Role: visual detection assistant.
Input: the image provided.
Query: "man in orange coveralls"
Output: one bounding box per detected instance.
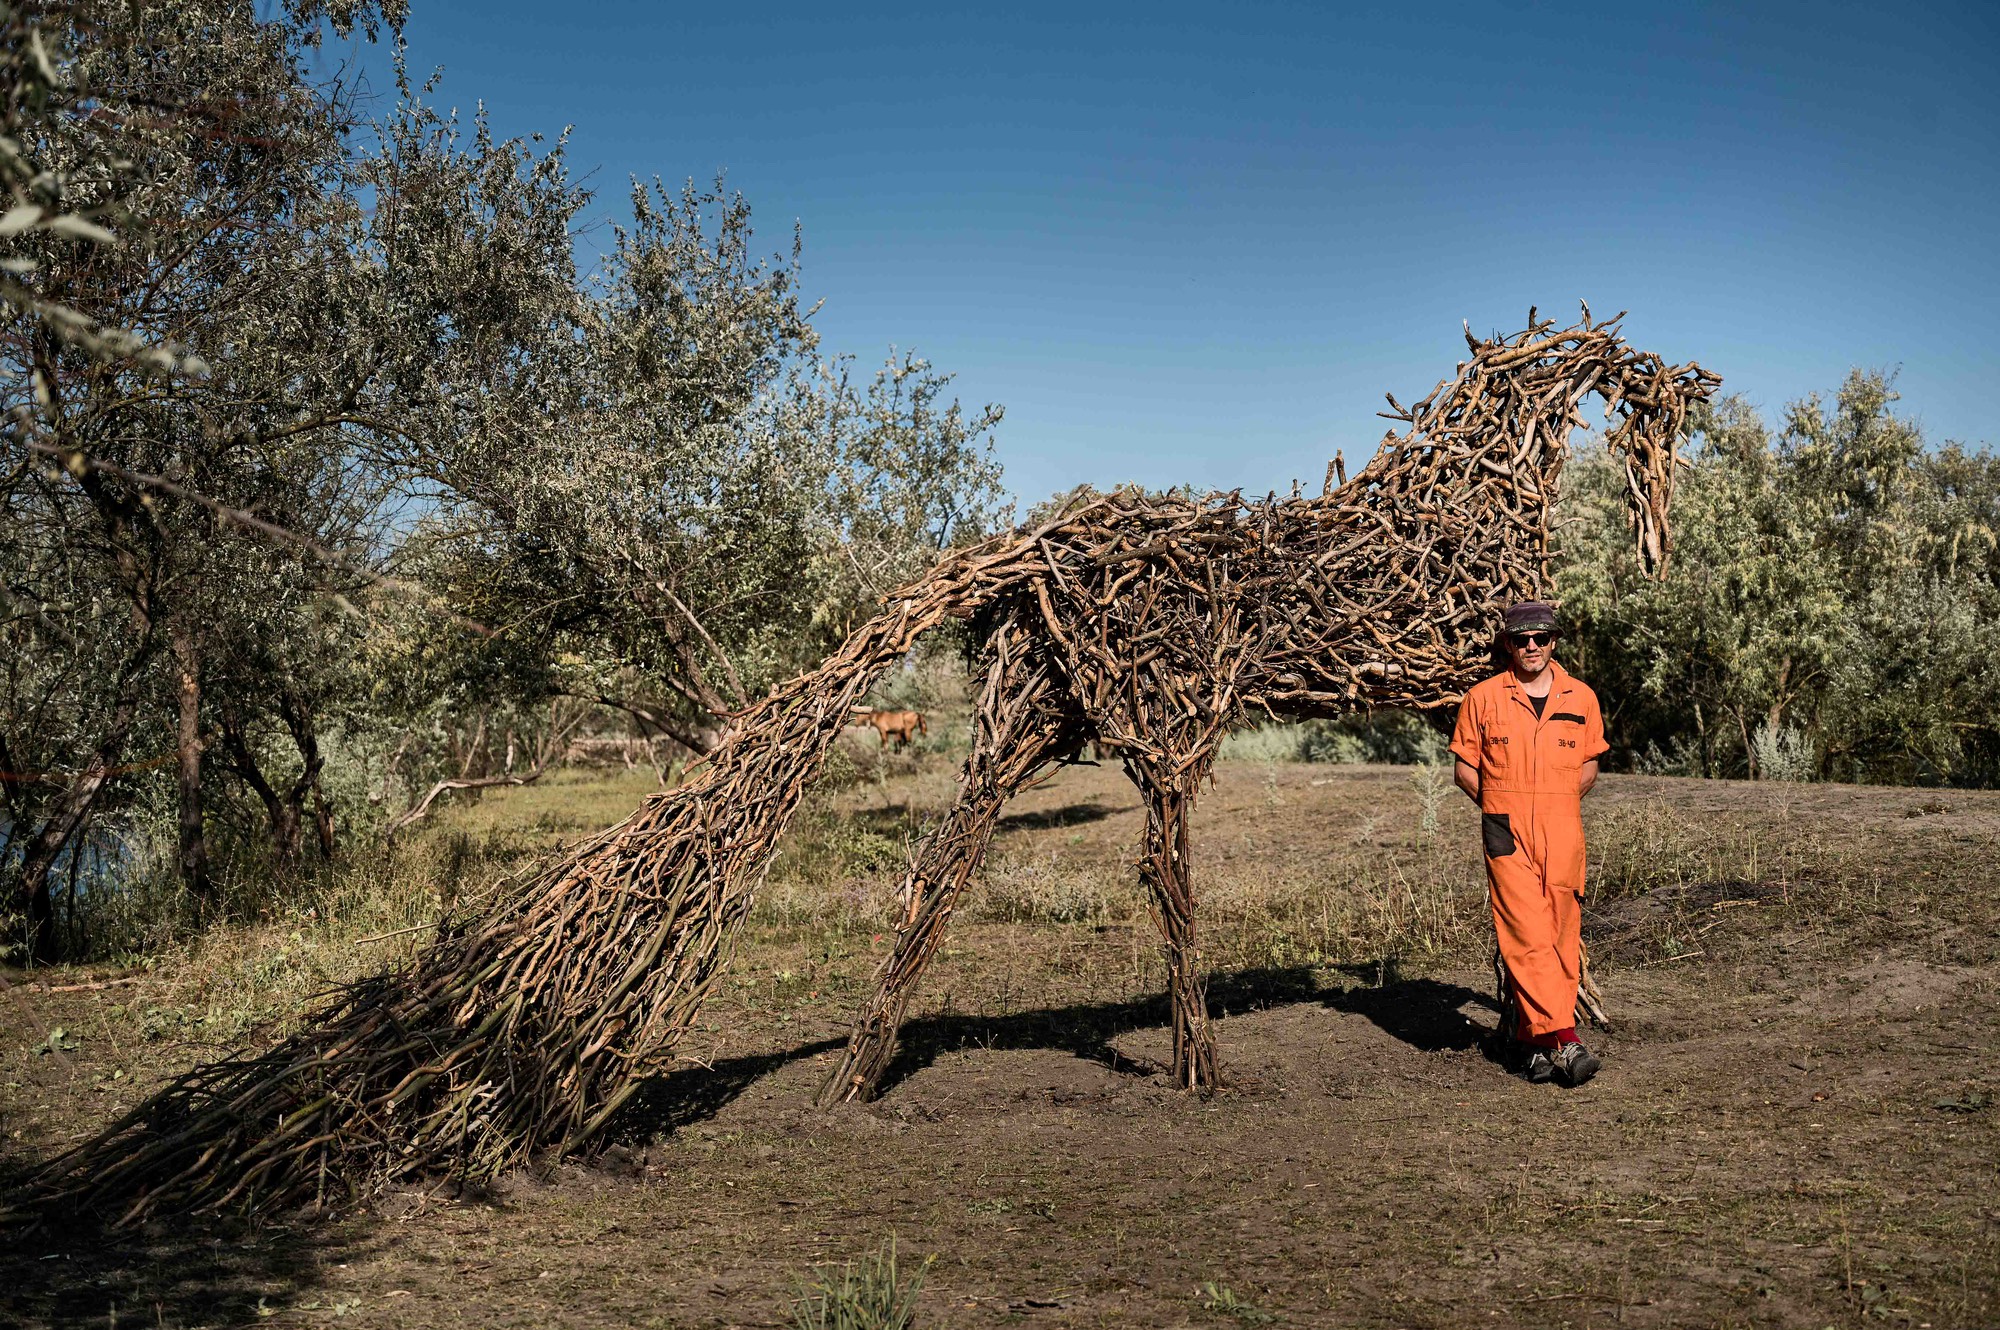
[1450,601,1608,1087]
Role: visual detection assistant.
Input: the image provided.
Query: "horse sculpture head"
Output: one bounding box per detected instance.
[1364,305,1720,583]
[1563,312,1719,578]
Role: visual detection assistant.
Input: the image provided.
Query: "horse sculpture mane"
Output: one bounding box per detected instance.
[32,307,1718,1224]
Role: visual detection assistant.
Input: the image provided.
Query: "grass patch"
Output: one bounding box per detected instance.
[1201,850,1485,972]
[977,850,1117,925]
[1196,1281,1277,1323]
[789,1237,932,1330]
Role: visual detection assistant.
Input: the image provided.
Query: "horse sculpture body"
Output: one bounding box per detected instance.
[36,308,1717,1223]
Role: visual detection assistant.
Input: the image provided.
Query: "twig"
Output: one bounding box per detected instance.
[349,922,439,947]
[382,762,548,839]
[34,975,144,994]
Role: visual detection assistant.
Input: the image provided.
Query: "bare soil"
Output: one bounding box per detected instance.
[5,763,1997,1328]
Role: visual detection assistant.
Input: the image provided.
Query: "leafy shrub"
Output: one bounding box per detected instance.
[1752,722,1817,783]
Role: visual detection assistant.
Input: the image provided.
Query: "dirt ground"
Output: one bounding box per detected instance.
[5,762,1997,1329]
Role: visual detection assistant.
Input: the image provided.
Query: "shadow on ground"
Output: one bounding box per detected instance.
[874,964,1339,1092]
[0,1161,354,1328]
[609,1037,845,1143]
[613,963,1506,1136]
[994,800,1121,833]
[4,966,1511,1325]
[1321,972,1498,1053]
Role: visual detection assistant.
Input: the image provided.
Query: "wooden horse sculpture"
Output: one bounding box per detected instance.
[40,308,1715,1223]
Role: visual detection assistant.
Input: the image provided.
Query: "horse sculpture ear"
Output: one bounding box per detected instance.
[1322,451,1347,495]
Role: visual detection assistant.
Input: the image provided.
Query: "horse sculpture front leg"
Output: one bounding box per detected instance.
[1131,774,1221,1090]
[818,652,1085,1106]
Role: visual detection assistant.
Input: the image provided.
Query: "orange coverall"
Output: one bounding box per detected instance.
[1449,662,1608,1038]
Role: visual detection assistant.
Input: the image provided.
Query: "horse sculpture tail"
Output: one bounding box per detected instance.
[29,554,1025,1223]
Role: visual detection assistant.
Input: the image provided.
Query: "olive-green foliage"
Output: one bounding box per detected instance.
[2,0,421,958]
[1220,713,1446,765]
[1,2,1010,959]
[1559,373,2000,786]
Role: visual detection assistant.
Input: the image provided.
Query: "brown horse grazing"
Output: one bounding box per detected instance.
[854,708,927,750]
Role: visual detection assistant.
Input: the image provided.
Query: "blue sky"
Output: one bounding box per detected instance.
[335,2,1996,507]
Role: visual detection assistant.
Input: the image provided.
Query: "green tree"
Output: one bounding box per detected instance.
[0,2,525,957]
[401,178,1008,756]
[1,1,1012,958]
[1560,373,2000,785]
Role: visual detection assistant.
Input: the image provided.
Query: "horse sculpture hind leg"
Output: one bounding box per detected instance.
[1132,773,1220,1090]
[818,646,1086,1106]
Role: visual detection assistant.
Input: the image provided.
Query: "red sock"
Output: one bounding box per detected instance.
[1519,1027,1578,1050]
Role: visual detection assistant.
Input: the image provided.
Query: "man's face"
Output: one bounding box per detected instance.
[1506,629,1555,675]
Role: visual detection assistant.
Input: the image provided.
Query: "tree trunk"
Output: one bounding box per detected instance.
[220,713,300,866]
[1766,659,1792,736]
[1692,698,1711,778]
[14,693,141,965]
[171,619,212,902]
[275,695,325,864]
[312,778,336,859]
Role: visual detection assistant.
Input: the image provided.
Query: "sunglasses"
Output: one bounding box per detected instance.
[1508,631,1555,648]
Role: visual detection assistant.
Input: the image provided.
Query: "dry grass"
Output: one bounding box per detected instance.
[79,833,531,1050]
[734,758,1858,983]
[5,754,1864,1168]
[1586,794,1824,903]
[744,759,1498,975]
[46,753,1858,1063]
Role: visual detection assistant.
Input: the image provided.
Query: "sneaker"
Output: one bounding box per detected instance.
[1550,1040,1601,1087]
[1520,1048,1555,1083]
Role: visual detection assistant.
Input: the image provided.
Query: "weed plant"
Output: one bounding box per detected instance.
[1196,1281,1277,1323]
[790,1237,932,1330]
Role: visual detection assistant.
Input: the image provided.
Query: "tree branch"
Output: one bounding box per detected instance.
[382,763,548,841]
[19,439,496,638]
[582,693,716,757]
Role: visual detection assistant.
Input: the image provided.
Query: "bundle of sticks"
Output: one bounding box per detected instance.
[29,306,1717,1224]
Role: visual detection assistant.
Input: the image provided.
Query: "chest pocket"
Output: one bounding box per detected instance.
[1479,707,1513,775]
[1544,710,1588,772]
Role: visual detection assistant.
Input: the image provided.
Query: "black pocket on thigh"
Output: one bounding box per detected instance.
[1482,812,1516,858]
